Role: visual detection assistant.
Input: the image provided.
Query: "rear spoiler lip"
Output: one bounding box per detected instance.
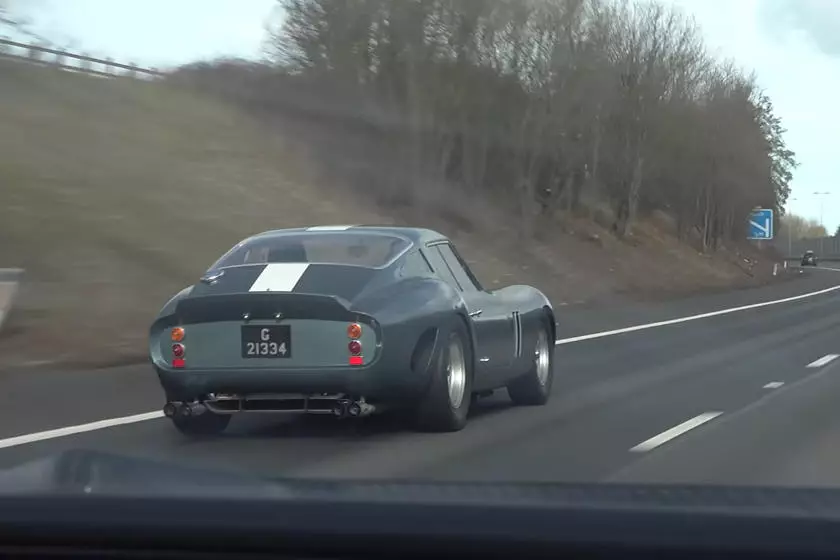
[171,292,359,325]
[181,291,353,309]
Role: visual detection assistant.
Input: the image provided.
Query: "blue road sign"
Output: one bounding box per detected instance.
[748,208,774,240]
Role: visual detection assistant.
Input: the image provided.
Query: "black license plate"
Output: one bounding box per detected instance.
[241,325,292,359]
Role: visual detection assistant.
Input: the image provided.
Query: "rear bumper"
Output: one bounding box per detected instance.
[154,363,429,403]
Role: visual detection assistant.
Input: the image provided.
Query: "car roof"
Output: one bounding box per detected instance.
[247,225,448,246]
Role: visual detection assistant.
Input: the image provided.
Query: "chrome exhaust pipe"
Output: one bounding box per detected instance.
[163,402,178,418]
[189,402,207,416]
[345,399,376,418]
[173,395,374,418]
[332,399,350,417]
[177,402,207,417]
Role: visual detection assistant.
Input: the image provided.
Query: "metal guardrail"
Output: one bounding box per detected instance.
[0,38,162,80]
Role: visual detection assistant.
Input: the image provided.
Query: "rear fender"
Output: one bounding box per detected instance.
[410,327,439,376]
[456,313,478,381]
[159,286,193,316]
[359,278,473,377]
[543,306,557,342]
[408,312,475,387]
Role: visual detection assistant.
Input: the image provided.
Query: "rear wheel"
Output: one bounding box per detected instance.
[507,316,554,406]
[414,321,473,433]
[171,410,231,436]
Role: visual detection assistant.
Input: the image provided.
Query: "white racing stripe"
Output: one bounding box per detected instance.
[306,225,355,231]
[248,263,309,292]
[807,354,839,368]
[1,282,839,450]
[555,284,840,345]
[629,412,723,453]
[763,382,784,389]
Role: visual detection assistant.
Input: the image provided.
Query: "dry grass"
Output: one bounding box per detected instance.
[0,60,784,369]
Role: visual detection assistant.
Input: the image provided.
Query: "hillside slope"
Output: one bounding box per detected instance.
[0,61,786,369]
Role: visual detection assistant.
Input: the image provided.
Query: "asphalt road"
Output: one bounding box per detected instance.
[2,266,840,487]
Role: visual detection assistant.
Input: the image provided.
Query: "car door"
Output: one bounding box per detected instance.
[423,242,516,389]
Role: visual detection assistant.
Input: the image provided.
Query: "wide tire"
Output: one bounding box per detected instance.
[507,316,554,406]
[171,411,231,436]
[414,321,473,433]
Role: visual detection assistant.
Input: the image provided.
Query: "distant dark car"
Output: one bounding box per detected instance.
[801,250,818,267]
[149,226,557,435]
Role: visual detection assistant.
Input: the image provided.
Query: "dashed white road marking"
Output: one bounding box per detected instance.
[629,412,724,453]
[763,382,785,389]
[807,354,839,368]
[0,411,164,450]
[555,284,840,345]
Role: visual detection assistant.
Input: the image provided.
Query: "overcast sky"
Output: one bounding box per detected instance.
[8,0,839,233]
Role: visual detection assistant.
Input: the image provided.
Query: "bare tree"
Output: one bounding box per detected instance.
[783,213,827,240]
[203,0,798,250]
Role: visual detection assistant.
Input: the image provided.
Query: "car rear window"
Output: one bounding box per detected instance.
[210,232,411,270]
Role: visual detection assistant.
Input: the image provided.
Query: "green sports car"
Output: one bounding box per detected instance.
[149,225,557,435]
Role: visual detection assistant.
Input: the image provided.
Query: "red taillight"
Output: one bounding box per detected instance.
[347,322,365,365]
[172,358,186,368]
[172,343,185,358]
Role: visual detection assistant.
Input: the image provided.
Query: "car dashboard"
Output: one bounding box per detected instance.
[0,450,839,559]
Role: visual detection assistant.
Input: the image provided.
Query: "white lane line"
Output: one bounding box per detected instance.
[807,354,840,368]
[555,284,840,345]
[763,382,784,389]
[629,412,723,453]
[0,411,164,450]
